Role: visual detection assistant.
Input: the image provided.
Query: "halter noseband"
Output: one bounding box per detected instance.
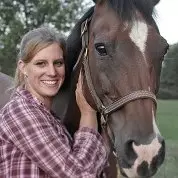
[76,18,157,126]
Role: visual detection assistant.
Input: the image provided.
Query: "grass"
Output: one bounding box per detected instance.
[157,100,178,140]
[154,100,178,178]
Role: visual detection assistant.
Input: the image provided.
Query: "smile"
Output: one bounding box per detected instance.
[42,80,58,86]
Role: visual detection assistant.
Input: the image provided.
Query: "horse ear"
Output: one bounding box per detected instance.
[152,0,160,6]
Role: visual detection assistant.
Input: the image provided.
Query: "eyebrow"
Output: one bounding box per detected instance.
[34,58,64,62]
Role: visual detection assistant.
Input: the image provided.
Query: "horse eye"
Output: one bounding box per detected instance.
[95,43,107,56]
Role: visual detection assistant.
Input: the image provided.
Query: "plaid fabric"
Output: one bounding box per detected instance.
[0,88,107,178]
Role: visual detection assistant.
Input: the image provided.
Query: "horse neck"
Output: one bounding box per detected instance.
[52,70,81,136]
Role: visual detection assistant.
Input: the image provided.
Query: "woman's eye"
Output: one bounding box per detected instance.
[36,62,46,67]
[55,60,64,67]
[95,43,107,56]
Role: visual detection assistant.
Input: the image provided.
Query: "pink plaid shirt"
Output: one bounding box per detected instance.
[0,88,107,178]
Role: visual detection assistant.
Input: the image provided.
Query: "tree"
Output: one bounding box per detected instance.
[0,0,90,76]
[158,43,178,99]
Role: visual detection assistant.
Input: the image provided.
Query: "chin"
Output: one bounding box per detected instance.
[42,89,59,97]
[48,91,59,97]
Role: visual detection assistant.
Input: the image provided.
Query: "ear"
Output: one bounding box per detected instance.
[18,60,27,75]
[152,0,160,6]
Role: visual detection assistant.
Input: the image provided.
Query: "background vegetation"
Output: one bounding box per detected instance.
[0,0,92,76]
[158,44,178,99]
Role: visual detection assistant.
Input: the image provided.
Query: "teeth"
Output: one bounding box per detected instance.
[42,81,57,85]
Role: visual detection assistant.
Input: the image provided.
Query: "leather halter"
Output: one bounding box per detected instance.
[76,18,157,126]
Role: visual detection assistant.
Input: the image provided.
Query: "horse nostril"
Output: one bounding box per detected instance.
[125,140,137,163]
[158,135,165,146]
[137,160,158,177]
[159,138,165,158]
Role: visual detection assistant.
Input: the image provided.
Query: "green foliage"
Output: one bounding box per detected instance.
[0,0,89,76]
[161,44,178,86]
[158,43,178,99]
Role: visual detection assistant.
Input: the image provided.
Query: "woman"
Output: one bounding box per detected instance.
[0,27,107,178]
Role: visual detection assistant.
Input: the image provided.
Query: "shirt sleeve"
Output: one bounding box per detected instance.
[1,98,107,178]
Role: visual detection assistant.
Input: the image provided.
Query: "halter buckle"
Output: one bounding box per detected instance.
[100,105,108,126]
[81,19,88,37]
[101,114,107,126]
[84,48,88,59]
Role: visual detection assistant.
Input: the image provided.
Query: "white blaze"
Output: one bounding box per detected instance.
[129,21,148,57]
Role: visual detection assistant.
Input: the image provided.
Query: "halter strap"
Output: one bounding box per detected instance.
[102,90,157,115]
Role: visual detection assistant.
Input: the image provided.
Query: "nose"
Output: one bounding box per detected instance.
[124,140,137,165]
[122,136,165,177]
[47,65,56,76]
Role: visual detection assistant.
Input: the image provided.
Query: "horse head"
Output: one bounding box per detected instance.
[80,0,168,177]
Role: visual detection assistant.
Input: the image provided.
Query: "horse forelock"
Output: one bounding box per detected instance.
[106,0,156,23]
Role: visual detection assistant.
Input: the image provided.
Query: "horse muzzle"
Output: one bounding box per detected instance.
[116,135,165,178]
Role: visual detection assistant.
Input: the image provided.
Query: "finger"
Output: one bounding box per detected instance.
[79,70,83,83]
[78,70,83,88]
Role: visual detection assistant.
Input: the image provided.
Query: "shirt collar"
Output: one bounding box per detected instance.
[14,87,45,107]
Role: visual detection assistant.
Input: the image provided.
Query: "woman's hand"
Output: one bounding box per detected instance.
[75,71,98,130]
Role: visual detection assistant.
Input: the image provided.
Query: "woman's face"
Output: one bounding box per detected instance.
[19,43,65,103]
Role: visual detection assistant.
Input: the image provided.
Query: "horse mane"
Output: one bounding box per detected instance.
[66,7,94,76]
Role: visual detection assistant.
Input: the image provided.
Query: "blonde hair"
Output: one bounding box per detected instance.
[14,27,66,88]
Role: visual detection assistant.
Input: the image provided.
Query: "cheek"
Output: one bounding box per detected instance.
[28,69,42,78]
[57,66,65,77]
[26,68,44,83]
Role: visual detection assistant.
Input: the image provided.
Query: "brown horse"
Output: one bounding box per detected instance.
[52,0,169,177]
[0,72,13,110]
